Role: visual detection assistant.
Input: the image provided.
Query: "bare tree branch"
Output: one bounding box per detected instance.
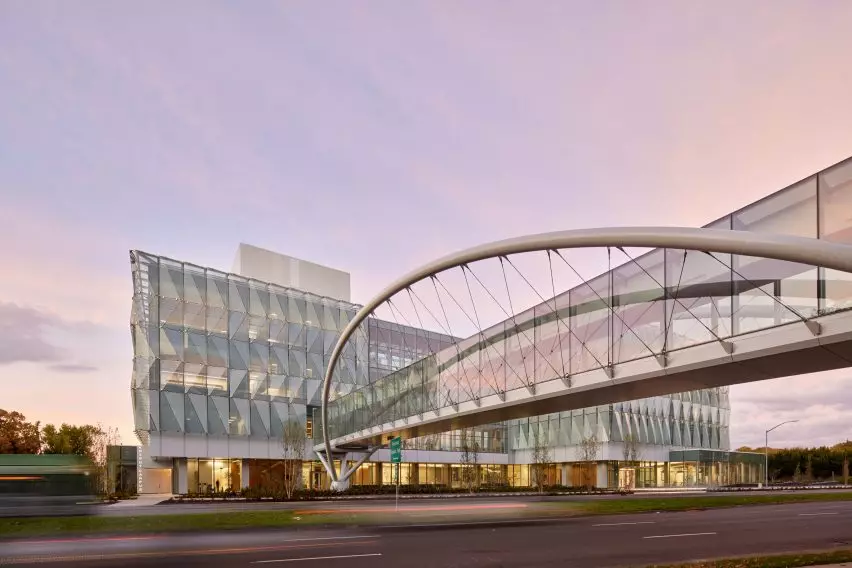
[281,411,306,499]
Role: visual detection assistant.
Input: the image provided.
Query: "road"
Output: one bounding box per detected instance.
[3,500,852,567]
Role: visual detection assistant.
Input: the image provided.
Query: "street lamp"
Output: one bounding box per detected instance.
[765,420,799,487]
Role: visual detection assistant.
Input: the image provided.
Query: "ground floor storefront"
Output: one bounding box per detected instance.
[164,449,763,494]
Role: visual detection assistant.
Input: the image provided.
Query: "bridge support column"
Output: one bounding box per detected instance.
[315,446,378,493]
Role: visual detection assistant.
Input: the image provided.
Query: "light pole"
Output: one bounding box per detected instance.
[765,420,799,487]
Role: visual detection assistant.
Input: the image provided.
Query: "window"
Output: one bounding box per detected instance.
[305,416,313,439]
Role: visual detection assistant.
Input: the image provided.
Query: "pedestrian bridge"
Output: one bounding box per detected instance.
[316,226,852,487]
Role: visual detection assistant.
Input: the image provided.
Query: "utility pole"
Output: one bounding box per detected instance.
[765,420,799,487]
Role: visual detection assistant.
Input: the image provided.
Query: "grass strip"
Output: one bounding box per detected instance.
[646,548,852,567]
[574,491,852,516]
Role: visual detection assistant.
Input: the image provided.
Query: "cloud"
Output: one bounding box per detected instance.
[0,302,67,364]
[730,370,852,448]
[47,364,98,373]
[0,302,97,370]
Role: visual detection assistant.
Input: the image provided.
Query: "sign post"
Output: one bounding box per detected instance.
[390,437,402,511]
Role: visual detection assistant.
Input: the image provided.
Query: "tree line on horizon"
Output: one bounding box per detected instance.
[0,408,120,459]
[738,442,851,483]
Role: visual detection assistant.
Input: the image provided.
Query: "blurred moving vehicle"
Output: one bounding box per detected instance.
[0,454,97,517]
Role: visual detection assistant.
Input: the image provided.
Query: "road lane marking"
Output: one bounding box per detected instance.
[275,536,380,542]
[593,522,655,527]
[643,532,716,539]
[253,553,383,564]
[799,512,839,516]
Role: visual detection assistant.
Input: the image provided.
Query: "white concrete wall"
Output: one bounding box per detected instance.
[370,449,509,465]
[232,243,351,301]
[147,433,287,460]
[139,467,172,494]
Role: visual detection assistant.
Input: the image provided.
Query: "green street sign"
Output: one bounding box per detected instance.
[390,436,402,464]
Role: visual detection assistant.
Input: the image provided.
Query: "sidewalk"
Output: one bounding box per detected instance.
[108,493,174,508]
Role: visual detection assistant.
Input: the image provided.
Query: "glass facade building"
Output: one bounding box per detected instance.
[130,156,852,493]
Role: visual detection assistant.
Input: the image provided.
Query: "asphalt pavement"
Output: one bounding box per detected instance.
[3,499,852,567]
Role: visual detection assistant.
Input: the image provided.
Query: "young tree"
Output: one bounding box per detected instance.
[0,410,41,454]
[576,434,602,491]
[459,428,480,493]
[793,462,802,484]
[281,418,306,499]
[91,424,121,495]
[531,424,553,493]
[622,434,641,465]
[804,455,814,484]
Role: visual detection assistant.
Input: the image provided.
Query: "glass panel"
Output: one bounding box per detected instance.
[184,363,205,393]
[184,303,205,331]
[185,393,207,434]
[207,335,229,367]
[288,323,306,349]
[229,369,248,398]
[268,375,288,400]
[289,348,306,379]
[249,286,269,317]
[160,391,184,432]
[185,331,207,364]
[270,344,289,375]
[288,297,306,325]
[249,341,269,372]
[229,311,249,341]
[307,327,323,354]
[133,357,157,390]
[250,400,270,438]
[819,159,852,311]
[229,340,249,370]
[206,307,228,336]
[733,178,818,332]
[206,366,227,396]
[569,273,610,373]
[324,330,340,356]
[250,372,269,400]
[208,396,229,435]
[666,248,733,350]
[159,261,184,300]
[306,353,324,382]
[229,398,249,436]
[269,291,289,321]
[269,319,287,344]
[305,301,322,328]
[270,402,289,437]
[159,297,182,326]
[160,360,183,392]
[184,266,207,305]
[159,327,184,361]
[323,305,339,331]
[207,274,228,309]
[248,315,268,342]
[612,249,665,364]
[229,279,249,313]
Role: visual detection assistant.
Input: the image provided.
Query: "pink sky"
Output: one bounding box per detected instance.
[2,1,852,448]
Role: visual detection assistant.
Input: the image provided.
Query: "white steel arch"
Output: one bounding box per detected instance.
[321,226,852,481]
